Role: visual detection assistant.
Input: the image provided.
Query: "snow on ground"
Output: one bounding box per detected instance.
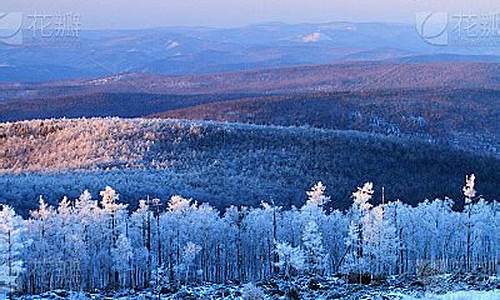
[10,289,500,300]
[398,290,500,300]
[10,274,499,299]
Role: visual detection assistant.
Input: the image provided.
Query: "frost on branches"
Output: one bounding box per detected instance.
[0,205,27,297]
[0,175,497,297]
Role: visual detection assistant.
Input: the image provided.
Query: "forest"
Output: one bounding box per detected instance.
[1,118,499,217]
[0,174,497,298]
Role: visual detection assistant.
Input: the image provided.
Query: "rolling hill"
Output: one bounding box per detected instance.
[1,62,498,157]
[1,62,499,101]
[153,88,500,156]
[0,118,498,217]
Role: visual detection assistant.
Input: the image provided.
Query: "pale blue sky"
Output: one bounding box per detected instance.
[2,0,498,29]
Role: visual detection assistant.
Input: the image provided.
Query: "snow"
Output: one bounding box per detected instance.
[11,286,499,300]
[399,290,500,300]
[166,40,180,50]
[302,32,321,43]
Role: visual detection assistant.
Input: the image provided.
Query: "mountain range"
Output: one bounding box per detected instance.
[1,22,500,83]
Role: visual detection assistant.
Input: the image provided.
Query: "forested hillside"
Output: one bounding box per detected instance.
[3,62,499,97]
[155,88,500,156]
[0,118,498,216]
[2,63,498,158]
[0,93,256,122]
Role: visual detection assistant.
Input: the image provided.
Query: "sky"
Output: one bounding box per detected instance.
[2,0,498,29]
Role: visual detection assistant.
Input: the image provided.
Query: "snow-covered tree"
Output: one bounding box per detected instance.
[177,242,202,284]
[463,174,477,202]
[99,186,128,288]
[111,234,133,287]
[302,220,327,275]
[168,195,196,214]
[0,205,26,298]
[352,182,374,212]
[363,205,398,275]
[274,242,305,278]
[342,182,374,275]
[306,182,330,207]
[463,174,477,272]
[0,175,495,294]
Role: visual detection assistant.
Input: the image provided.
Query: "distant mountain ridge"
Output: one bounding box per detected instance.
[1,21,500,82]
[1,62,499,100]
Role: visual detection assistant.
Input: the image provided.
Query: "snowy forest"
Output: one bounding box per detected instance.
[0,173,497,298]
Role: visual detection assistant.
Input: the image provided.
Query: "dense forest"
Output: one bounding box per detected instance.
[157,88,500,156]
[1,118,499,216]
[2,88,497,157]
[0,175,497,297]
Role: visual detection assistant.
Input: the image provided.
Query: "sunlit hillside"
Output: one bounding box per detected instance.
[1,118,498,216]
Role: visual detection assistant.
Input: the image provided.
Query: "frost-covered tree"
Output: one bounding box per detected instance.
[306,182,330,207]
[302,182,330,220]
[0,176,496,295]
[129,199,153,287]
[177,242,201,284]
[342,182,374,275]
[384,200,411,274]
[363,205,398,275]
[463,174,477,272]
[99,186,128,288]
[352,182,374,212]
[168,195,195,214]
[302,220,327,275]
[274,242,305,278]
[111,234,133,287]
[0,205,26,298]
[25,196,57,294]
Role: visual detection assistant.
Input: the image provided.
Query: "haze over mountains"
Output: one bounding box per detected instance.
[1,21,500,83]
